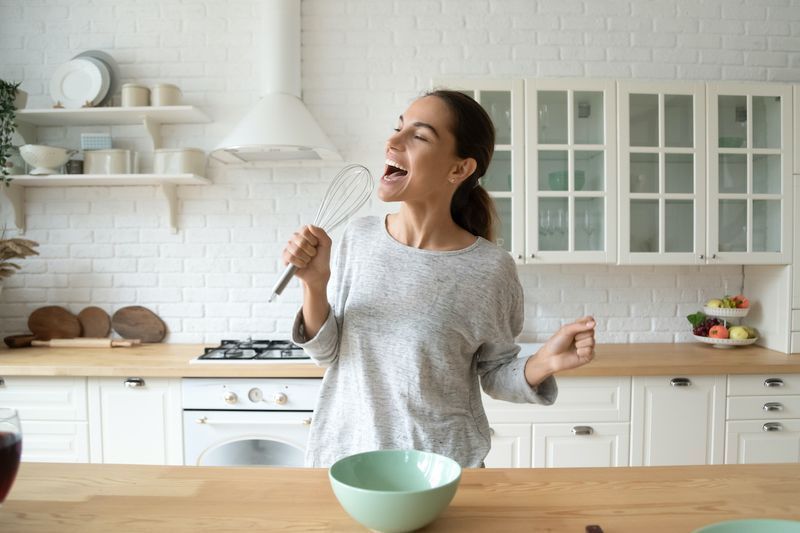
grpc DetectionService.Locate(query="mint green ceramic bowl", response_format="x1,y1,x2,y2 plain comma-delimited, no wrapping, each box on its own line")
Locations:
328,449,462,533
693,519,800,533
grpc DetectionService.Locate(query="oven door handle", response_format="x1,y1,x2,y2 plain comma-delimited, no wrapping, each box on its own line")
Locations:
195,416,312,426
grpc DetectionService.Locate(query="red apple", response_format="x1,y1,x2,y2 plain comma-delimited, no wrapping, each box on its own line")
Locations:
709,325,729,339
733,294,750,309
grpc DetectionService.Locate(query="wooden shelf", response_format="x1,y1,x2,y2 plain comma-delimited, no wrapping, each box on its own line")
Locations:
16,106,210,127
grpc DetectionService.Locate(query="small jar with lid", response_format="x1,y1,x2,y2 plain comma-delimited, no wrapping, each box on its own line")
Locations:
121,83,150,107
151,84,182,106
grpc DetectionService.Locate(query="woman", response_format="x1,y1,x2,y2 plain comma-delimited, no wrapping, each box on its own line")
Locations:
285,90,596,468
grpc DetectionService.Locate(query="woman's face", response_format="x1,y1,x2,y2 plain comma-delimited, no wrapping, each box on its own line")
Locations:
379,95,473,205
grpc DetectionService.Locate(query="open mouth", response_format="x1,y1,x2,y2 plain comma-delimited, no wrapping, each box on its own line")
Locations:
382,158,408,183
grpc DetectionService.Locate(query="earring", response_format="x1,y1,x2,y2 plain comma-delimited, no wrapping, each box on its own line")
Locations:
448,178,455,183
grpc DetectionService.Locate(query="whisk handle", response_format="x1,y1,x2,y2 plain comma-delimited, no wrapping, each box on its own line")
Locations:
269,263,298,302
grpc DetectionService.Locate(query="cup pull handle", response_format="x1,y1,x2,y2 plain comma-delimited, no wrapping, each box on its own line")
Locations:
572,426,594,436
763,402,784,412
763,422,783,432
124,378,145,388
764,378,785,388
670,377,692,387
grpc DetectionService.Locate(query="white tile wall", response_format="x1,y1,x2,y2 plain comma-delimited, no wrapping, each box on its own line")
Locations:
2,0,793,343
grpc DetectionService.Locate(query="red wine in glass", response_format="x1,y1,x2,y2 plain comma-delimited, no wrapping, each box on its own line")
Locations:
0,409,22,505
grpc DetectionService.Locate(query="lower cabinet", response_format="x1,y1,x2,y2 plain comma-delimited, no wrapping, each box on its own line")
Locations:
726,420,800,464
20,420,90,463
485,423,531,468
532,422,630,468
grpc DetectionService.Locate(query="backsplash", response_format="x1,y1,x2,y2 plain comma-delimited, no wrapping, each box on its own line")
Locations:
0,0,790,343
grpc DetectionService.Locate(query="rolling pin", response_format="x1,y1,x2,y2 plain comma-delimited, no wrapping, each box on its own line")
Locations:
31,338,141,348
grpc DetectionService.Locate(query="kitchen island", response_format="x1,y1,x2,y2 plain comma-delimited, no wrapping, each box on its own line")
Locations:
3,462,800,532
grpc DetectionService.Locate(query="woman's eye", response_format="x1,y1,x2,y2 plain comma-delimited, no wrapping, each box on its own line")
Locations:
414,135,428,142
393,128,401,132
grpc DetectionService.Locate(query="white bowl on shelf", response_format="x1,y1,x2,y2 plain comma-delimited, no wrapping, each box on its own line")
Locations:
703,306,749,318
693,335,758,349
19,144,76,175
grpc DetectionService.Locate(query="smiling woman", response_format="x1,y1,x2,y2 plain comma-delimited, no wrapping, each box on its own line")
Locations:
280,89,597,468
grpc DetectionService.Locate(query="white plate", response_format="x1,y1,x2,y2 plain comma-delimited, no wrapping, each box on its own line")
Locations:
693,335,758,349
50,58,109,108
703,306,749,318
73,50,120,107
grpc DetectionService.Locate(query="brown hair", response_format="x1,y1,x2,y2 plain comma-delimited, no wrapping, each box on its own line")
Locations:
425,89,498,242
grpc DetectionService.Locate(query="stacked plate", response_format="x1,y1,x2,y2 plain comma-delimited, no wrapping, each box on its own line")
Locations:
50,50,120,108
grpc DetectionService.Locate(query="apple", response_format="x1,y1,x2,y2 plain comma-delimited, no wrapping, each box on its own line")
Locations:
732,294,750,309
708,325,729,339
729,326,749,340
706,299,723,308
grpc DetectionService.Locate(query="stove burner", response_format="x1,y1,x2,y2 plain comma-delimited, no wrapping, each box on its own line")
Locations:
198,338,309,361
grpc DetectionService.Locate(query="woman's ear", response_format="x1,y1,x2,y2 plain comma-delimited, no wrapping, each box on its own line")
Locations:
449,157,478,185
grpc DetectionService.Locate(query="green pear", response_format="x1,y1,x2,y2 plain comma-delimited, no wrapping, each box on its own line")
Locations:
729,326,749,340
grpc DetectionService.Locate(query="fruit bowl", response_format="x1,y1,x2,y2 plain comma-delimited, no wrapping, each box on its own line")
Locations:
19,144,76,175
693,335,758,349
703,306,749,318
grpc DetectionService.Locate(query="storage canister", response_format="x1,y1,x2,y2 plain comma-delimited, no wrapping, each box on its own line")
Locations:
84,149,134,174
154,148,206,177
121,83,149,107
151,84,182,106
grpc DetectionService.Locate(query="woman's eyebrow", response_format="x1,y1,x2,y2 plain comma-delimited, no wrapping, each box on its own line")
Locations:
398,115,440,139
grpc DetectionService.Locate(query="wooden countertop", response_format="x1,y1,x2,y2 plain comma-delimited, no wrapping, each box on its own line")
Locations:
4,462,800,532
0,342,799,378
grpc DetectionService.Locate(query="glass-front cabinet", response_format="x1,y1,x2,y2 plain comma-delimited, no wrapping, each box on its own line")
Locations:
618,82,706,264
708,82,792,264
433,79,525,263
525,79,617,263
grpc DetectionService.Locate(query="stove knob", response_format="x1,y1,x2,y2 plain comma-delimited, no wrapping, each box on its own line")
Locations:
248,388,263,403
273,392,288,405
223,391,238,404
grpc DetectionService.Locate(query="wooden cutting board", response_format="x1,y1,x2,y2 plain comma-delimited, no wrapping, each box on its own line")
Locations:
111,306,167,343
28,306,82,340
78,306,111,337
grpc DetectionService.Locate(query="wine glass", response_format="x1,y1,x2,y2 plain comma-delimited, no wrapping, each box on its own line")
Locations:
0,408,22,507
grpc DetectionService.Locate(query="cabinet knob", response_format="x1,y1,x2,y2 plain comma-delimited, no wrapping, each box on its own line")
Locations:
699,254,705,260
670,377,692,387
763,402,784,412
762,422,783,432
711,254,717,259
489,427,495,436
517,254,523,260
124,378,145,388
764,378,785,388
223,391,238,404
572,426,594,436
302,417,312,426
530,253,535,259
273,392,288,405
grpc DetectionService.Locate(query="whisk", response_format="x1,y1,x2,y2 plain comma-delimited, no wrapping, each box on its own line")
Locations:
268,163,373,302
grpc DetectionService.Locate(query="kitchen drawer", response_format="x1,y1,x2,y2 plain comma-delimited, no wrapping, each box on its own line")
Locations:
728,375,800,396
792,310,800,330
0,376,88,420
482,377,631,423
21,420,90,463
727,395,800,420
725,419,800,464
532,422,630,468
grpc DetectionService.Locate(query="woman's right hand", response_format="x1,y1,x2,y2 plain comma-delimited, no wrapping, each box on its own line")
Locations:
281,225,332,289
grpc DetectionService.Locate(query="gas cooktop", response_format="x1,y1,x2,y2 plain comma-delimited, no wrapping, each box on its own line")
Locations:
192,339,310,363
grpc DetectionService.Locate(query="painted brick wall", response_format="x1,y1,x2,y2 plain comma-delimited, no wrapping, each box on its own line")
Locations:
1,0,796,343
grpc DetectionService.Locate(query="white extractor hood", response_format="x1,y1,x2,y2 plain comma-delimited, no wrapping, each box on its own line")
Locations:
211,0,340,163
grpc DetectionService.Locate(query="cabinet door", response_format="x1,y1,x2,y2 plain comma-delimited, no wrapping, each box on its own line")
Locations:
707,82,793,264
0,376,87,420
432,79,525,262
525,79,617,263
631,375,726,466
725,419,800,464
20,420,89,463
484,423,531,468
618,81,706,265
88,377,183,465
793,174,800,309
532,422,629,468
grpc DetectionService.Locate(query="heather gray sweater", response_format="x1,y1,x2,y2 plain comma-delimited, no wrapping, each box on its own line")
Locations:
292,215,557,468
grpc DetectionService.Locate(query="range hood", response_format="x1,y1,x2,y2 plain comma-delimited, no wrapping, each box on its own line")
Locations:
211,0,340,163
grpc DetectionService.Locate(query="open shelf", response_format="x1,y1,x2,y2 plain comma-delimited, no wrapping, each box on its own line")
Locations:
16,106,210,127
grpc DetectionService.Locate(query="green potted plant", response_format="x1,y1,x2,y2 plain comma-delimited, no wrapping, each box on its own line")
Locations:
0,227,39,296
1,79,24,187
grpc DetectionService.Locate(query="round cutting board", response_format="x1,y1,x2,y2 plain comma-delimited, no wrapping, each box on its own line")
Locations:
28,306,82,340
111,306,167,343
78,306,111,337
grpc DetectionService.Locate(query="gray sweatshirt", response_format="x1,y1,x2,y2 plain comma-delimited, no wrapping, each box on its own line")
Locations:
292,215,557,468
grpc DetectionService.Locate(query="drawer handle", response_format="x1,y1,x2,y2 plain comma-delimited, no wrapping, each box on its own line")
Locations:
763,422,783,432
124,378,146,388
670,377,692,387
764,378,785,388
489,427,495,436
572,426,594,436
763,402,784,412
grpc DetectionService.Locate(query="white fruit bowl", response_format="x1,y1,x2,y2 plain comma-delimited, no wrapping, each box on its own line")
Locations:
19,144,76,175
693,335,758,349
703,306,749,318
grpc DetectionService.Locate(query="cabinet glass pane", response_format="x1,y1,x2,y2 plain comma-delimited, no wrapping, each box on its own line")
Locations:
492,197,512,252
752,95,781,149
718,199,747,252
539,197,569,251
483,150,511,192
752,154,781,194
630,199,659,252
630,153,658,193
718,95,747,148
539,150,568,191
665,200,694,253
752,200,781,252
538,91,567,144
575,197,604,251
665,153,693,194
629,93,658,147
575,150,604,191
574,91,603,145
483,91,511,145
664,94,693,148
719,154,747,194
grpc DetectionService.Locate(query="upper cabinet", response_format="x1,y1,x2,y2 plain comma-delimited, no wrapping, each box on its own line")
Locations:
525,79,617,264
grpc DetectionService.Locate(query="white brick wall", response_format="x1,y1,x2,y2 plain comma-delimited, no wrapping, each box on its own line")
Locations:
1,0,793,343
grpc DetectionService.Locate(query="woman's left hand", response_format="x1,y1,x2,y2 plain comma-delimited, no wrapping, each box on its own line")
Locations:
524,316,596,386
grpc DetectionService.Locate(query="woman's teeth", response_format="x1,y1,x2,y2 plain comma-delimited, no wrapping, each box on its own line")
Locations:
382,158,409,183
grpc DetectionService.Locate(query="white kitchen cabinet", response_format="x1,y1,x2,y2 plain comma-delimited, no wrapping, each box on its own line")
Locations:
631,375,726,466
88,377,183,465
20,421,90,463
532,422,629,468
725,420,800,464
484,423,532,468
525,79,617,263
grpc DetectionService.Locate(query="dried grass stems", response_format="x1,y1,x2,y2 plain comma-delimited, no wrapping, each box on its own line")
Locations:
0,228,39,279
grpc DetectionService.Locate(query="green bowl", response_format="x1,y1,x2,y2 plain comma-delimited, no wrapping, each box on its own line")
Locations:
693,519,800,533
329,449,462,533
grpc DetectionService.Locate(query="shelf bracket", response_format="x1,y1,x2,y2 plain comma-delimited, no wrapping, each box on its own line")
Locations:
1,183,26,234
143,116,162,150
159,183,179,233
